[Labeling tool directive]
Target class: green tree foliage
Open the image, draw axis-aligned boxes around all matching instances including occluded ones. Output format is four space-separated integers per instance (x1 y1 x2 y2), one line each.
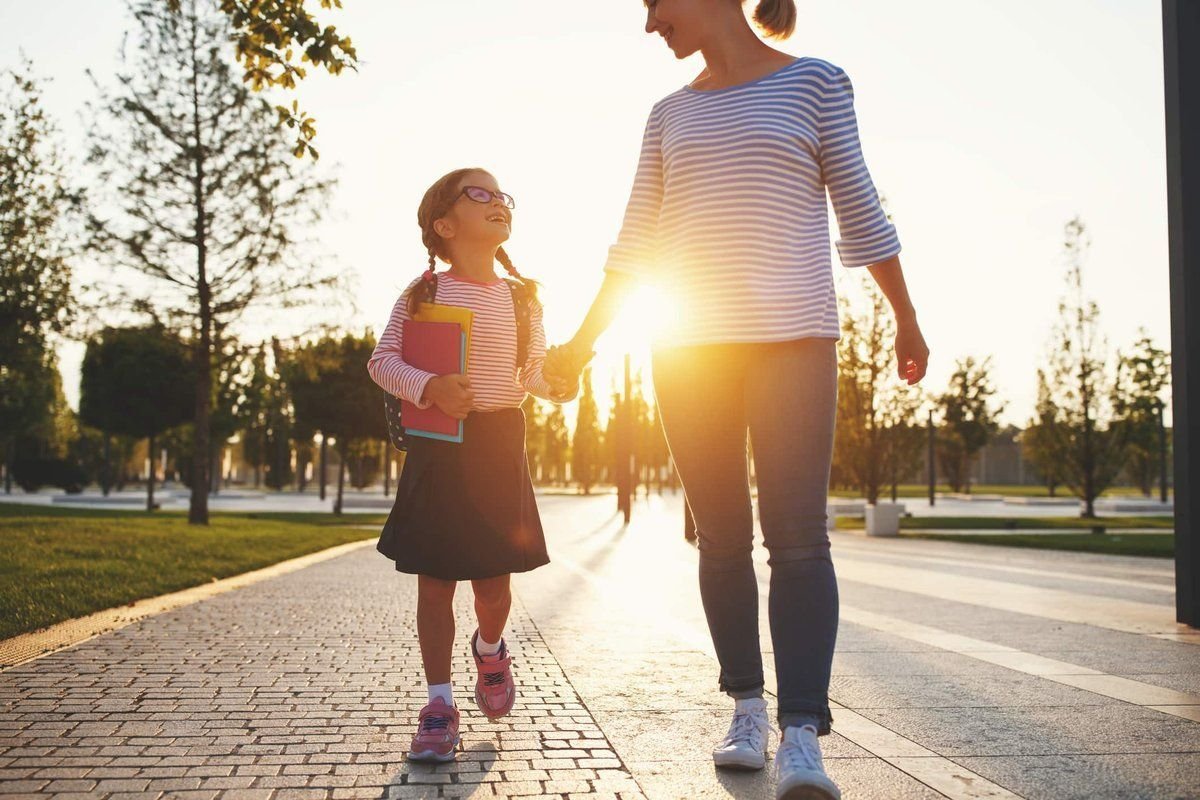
169 0 358 159
1111 331 1171 497
0 62 73 489
85 0 339 524
935 356 1004 493
571 368 602 494
79 326 193 510
285 333 384 512
1022 371 1063 497
1032 218 1127 517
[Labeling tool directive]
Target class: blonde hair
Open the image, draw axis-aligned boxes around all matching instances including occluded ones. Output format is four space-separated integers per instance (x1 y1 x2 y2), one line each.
750 0 796 39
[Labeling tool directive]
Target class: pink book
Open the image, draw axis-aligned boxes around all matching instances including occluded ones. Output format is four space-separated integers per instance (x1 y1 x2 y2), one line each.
400 320 465 443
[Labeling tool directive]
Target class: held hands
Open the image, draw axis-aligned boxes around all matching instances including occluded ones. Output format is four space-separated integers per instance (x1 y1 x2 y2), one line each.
423 373 474 419
895 318 930 385
544 340 595 392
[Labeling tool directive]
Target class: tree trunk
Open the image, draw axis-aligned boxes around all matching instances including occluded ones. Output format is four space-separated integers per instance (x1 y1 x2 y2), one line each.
319 436 327 500
147 432 156 512
101 434 112 496
187 13 211 525
383 442 390 496
4 439 12 494
334 442 346 514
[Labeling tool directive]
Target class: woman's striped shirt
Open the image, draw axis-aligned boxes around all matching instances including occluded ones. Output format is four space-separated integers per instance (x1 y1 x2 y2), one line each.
604 57 901 346
368 273 575 412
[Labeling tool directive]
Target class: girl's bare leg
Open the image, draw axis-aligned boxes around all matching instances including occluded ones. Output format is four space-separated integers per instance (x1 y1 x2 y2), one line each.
417 575 458 685
470 574 511 643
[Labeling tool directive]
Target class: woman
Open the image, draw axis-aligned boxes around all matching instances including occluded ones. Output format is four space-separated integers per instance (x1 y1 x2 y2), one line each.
546 1 929 798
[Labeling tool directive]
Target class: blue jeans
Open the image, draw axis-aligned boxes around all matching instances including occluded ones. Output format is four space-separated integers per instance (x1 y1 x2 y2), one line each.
651 338 839 734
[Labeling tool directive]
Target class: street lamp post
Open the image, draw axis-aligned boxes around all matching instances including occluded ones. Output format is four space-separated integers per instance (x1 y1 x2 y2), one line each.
1163 0 1199 625
927 408 936 507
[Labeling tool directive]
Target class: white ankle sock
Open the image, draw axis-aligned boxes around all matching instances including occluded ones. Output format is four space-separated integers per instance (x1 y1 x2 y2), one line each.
476 633 502 656
734 696 767 714
428 683 453 706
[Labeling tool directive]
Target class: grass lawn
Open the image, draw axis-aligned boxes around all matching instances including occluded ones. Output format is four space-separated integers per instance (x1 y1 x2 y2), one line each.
899 531 1175 558
831 514 1174 557
833 514 1173 531
0 503 388 640
827 484 1166 499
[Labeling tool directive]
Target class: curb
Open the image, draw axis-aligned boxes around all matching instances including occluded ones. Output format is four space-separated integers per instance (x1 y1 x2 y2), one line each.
0 537 376 671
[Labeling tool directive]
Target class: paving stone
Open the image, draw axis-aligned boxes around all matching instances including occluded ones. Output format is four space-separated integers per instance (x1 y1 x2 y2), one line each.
857 704 1200 757
0 546 637 798
956 753 1200 800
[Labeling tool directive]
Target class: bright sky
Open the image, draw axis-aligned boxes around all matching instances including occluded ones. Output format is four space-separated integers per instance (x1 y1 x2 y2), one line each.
4 0 1170 427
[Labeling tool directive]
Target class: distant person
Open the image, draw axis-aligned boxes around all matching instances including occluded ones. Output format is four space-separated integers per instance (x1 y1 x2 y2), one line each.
546 1 929 798
367 168 578 762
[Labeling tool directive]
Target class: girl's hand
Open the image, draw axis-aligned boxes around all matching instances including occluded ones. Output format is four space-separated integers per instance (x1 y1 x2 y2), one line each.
423 374 475 419
895 319 930 385
545 341 594 382
546 374 578 401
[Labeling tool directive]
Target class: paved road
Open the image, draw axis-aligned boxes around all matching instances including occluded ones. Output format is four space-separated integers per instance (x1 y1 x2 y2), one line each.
1 492 1197 798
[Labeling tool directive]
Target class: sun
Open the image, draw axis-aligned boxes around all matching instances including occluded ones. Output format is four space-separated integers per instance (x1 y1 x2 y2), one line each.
599 284 679 358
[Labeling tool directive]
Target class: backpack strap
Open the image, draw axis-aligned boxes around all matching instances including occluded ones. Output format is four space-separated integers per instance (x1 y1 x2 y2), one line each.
505 278 532 369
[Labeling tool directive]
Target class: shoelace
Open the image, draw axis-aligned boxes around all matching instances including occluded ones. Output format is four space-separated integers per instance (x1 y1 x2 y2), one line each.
722 711 768 748
420 714 451 733
483 670 507 687
778 732 823 773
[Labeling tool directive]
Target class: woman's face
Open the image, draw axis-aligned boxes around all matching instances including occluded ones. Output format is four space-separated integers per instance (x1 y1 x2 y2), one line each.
644 0 718 60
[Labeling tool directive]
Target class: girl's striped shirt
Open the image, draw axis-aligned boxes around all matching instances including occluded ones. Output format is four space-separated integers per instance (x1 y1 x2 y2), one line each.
368 273 576 412
604 57 901 346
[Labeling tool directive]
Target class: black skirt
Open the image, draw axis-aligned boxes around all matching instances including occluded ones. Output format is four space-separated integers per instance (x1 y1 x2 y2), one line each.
377 407 549 581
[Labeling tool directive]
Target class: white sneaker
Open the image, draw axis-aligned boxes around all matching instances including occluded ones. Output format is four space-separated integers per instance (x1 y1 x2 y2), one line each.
712 698 771 770
774 725 841 800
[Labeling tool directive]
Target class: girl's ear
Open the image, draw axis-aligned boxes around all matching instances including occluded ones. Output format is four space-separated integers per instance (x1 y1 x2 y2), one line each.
433 217 455 240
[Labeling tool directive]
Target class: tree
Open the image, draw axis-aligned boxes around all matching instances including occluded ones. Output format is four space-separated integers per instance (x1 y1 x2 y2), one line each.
240 346 271 487
880 391 927 502
1 62 73 491
85 0 338 524
1022 371 1064 497
834 280 921 504
1034 218 1127 517
79 326 193 510
522 395 545 483
571 368 602 495
1111 332 1171 497
935 356 1004 493
287 333 384 512
170 0 358 160
543 404 569 485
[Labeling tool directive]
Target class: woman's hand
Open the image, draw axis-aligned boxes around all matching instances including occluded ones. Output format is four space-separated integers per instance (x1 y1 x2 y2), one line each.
545 340 595 383
895 319 930 385
422 373 475 419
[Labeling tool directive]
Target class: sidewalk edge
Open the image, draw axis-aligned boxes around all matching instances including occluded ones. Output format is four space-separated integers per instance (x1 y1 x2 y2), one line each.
1 537 376 671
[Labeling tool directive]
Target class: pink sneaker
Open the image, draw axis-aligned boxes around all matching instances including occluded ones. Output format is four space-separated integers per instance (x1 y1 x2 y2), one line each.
471 629 516 719
408 697 460 762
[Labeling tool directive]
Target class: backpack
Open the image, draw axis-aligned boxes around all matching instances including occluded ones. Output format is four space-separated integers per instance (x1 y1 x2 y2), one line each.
383 273 532 452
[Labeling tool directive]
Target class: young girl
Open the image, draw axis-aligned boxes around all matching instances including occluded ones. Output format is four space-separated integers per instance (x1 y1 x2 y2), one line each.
367 168 577 762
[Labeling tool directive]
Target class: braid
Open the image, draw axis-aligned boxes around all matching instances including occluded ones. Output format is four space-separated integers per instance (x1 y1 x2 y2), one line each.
407 247 440 316
496 246 539 303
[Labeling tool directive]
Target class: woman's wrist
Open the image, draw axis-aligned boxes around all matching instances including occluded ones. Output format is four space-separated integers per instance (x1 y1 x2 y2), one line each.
893 305 919 328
